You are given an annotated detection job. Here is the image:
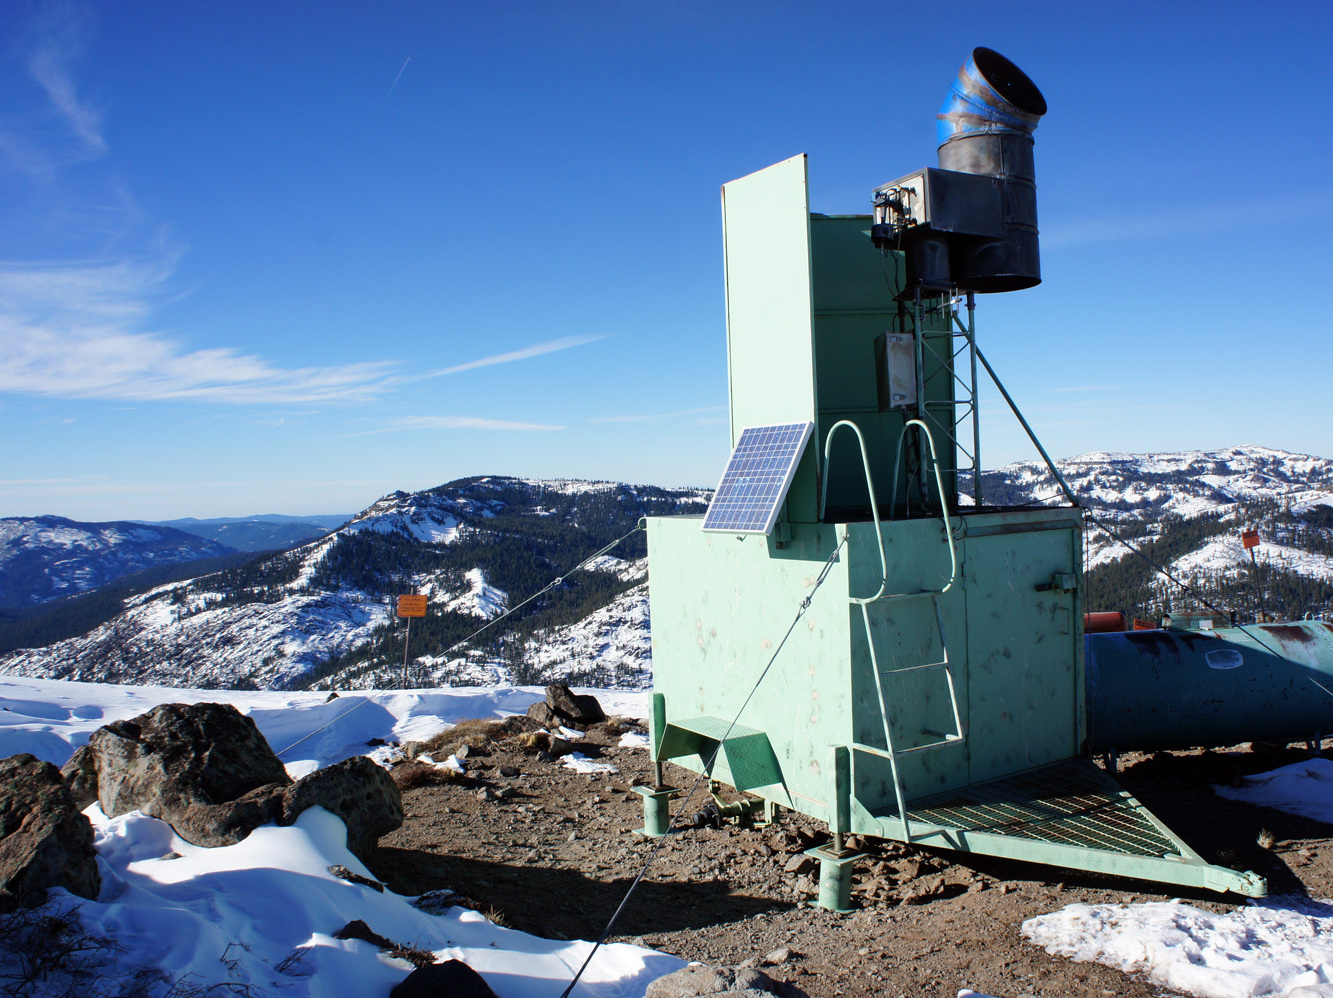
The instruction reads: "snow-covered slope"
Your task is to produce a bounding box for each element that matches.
[423,582,652,689]
[0,583,393,688]
[0,516,235,608]
[982,447,1333,604]
[0,477,704,690]
[984,446,1333,520]
[0,676,676,998]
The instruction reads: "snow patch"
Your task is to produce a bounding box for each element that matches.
[53,804,683,997]
[562,752,618,774]
[1023,896,1333,998]
[1022,760,1333,998]
[1214,758,1333,823]
[445,567,508,619]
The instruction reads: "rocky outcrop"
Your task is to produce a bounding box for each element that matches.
[0,754,99,909]
[67,702,402,861]
[540,684,606,726]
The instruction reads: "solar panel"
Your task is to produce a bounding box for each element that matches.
[702,421,814,534]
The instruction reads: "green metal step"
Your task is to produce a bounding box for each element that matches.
[657,716,783,792]
[869,758,1266,897]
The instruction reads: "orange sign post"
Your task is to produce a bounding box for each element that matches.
[1242,530,1265,622]
[395,594,427,688]
[397,594,428,617]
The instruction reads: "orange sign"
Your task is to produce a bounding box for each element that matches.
[396,594,428,618]
[1242,529,1260,549]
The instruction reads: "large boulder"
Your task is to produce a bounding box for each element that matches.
[0,754,100,909]
[544,684,606,726]
[279,756,403,863]
[69,702,403,861]
[59,744,99,811]
[525,701,562,729]
[169,783,287,849]
[77,702,290,821]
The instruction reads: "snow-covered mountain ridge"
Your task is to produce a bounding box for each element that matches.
[0,477,707,691]
[5,451,1332,690]
[981,446,1333,618]
[982,445,1333,521]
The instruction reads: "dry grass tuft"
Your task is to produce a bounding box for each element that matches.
[387,944,438,969]
[422,716,543,760]
[391,762,466,792]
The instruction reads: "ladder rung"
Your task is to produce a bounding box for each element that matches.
[879,660,948,675]
[893,734,963,756]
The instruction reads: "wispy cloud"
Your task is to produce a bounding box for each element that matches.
[0,254,401,404]
[3,1,107,176]
[28,40,105,155]
[594,405,726,424]
[391,415,565,432]
[0,8,592,412]
[423,335,604,379]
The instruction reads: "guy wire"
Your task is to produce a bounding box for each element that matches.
[558,533,848,998]
[274,521,648,759]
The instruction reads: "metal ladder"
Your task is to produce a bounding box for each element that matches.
[820,419,964,842]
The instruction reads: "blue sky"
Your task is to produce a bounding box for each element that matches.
[2,0,1330,520]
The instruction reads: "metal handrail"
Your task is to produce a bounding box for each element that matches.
[819,420,888,604]
[888,419,959,597]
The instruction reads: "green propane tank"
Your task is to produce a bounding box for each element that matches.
[1086,620,1333,754]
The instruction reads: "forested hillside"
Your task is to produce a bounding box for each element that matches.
[979,448,1333,624]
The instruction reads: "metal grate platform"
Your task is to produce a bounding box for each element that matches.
[890,758,1180,858]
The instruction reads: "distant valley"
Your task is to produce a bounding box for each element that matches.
[147,514,349,553]
[0,516,236,610]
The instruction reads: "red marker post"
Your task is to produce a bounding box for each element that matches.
[396,594,427,688]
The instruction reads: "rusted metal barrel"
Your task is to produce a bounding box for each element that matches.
[1085,621,1333,754]
[937,47,1046,292]
[1084,611,1127,633]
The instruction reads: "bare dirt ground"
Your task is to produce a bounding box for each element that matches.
[367,718,1333,998]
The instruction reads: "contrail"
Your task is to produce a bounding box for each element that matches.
[386,57,411,96]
